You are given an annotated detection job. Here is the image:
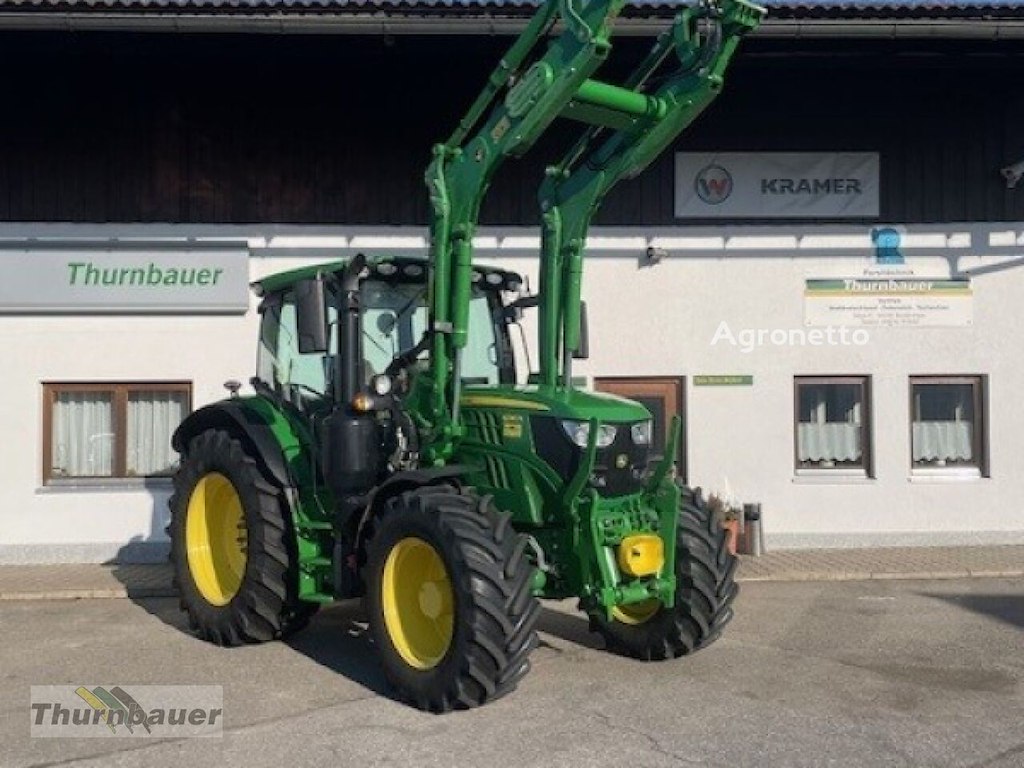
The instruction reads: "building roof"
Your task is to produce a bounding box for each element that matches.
[1,0,1022,35]
[0,0,1022,12]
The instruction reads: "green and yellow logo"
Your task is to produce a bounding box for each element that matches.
[73,686,152,734]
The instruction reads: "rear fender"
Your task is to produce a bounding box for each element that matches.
[172,398,298,491]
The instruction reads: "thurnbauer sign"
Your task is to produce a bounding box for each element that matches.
[30,685,223,738]
[804,278,973,327]
[0,248,249,313]
[675,152,880,219]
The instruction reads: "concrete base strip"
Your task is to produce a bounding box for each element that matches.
[740,569,1024,583]
[0,587,177,600]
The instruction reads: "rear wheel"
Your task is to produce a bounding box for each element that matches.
[364,487,540,712]
[168,428,315,645]
[593,487,739,660]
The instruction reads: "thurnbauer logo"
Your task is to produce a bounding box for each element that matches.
[30,685,223,737]
[695,164,734,205]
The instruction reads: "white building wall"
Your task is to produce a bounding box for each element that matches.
[1,222,1021,562]
[572,238,1024,548]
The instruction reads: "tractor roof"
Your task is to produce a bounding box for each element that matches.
[251,254,522,296]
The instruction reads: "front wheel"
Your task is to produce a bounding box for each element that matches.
[593,487,739,660]
[364,487,540,712]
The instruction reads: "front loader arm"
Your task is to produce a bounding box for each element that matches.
[422,0,763,462]
[424,0,630,462]
[537,0,765,387]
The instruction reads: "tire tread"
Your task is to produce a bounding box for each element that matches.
[365,486,540,712]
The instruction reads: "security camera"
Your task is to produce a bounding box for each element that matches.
[644,246,667,265]
[1001,159,1024,189]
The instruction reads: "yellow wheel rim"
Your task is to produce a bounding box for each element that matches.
[381,537,454,670]
[185,472,248,606]
[611,599,662,626]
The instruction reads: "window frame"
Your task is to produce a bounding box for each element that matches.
[908,375,988,478]
[42,381,192,485]
[793,375,873,477]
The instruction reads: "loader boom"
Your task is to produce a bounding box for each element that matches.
[424,0,630,461]
[540,0,764,386]
[424,0,764,462]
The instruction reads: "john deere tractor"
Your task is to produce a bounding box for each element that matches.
[169,0,764,711]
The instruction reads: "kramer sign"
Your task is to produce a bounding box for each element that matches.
[0,248,249,313]
[675,152,880,219]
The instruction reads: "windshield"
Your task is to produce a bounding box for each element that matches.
[361,280,504,385]
[257,279,506,397]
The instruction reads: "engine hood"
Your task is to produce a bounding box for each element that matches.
[460,385,650,424]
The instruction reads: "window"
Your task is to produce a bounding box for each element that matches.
[360,281,503,386]
[43,383,191,483]
[795,376,871,473]
[258,296,338,397]
[910,376,987,474]
[257,281,505,401]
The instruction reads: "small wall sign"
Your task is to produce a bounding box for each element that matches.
[804,278,972,327]
[694,375,754,386]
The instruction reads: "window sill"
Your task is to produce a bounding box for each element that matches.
[793,472,873,485]
[908,471,985,484]
[37,478,174,494]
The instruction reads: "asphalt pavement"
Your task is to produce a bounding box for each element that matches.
[2,578,1022,768]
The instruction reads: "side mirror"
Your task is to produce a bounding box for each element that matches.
[573,301,590,360]
[295,274,329,354]
[503,293,539,322]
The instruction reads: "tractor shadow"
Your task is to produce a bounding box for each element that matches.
[110,548,397,702]
[536,605,605,651]
[113,588,398,702]
[918,590,1024,630]
[283,601,395,698]
[109,545,606,704]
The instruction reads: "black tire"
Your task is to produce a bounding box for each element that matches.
[364,486,540,712]
[593,486,739,660]
[168,428,316,646]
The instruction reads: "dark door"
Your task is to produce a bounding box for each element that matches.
[594,377,686,483]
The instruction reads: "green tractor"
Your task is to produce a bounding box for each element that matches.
[168,0,764,711]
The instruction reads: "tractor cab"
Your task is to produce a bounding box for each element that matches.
[251,255,522,414]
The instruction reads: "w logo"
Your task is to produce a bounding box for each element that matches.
[695,164,733,205]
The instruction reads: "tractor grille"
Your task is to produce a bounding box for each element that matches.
[530,416,649,499]
[463,410,510,489]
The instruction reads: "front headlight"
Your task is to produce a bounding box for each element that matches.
[560,420,617,449]
[370,373,393,396]
[630,420,653,445]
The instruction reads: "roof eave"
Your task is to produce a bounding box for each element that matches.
[0,10,1023,36]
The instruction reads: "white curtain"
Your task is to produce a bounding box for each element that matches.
[913,421,973,463]
[797,423,862,463]
[127,392,187,476]
[52,392,114,477]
